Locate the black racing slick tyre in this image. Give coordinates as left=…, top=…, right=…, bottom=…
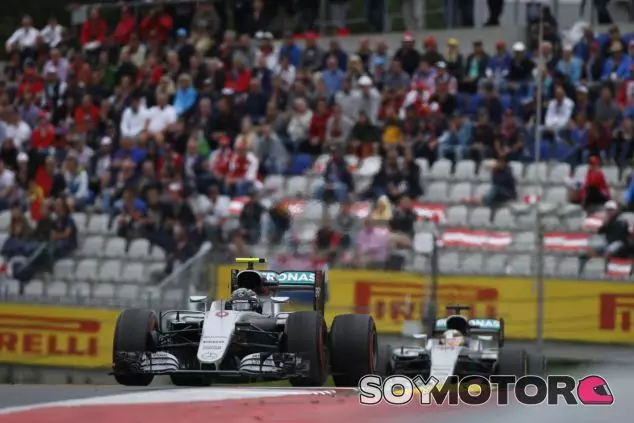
left=170, top=374, right=212, bottom=387
left=113, top=309, right=157, bottom=386
left=376, top=344, right=394, bottom=377
left=496, top=348, right=528, bottom=379
left=330, top=314, right=378, bottom=387
left=285, top=311, right=328, bottom=387
left=527, top=352, right=546, bottom=377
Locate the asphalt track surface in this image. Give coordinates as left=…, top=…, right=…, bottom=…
left=0, top=364, right=631, bottom=423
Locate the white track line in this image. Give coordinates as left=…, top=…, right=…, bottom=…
left=0, top=387, right=346, bottom=415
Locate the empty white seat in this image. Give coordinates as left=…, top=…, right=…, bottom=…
left=543, top=255, right=559, bottom=276
left=69, top=282, right=91, bottom=298
left=87, top=214, right=109, bottom=235
left=574, top=165, right=588, bottom=181
left=140, top=286, right=161, bottom=304
left=79, top=236, right=105, bottom=258
left=122, top=263, right=146, bottom=284
left=46, top=280, right=68, bottom=297
left=413, top=232, right=435, bottom=254
left=53, top=259, right=76, bottom=281
left=299, top=201, right=324, bottom=220
left=445, top=206, right=468, bottom=226
left=430, top=159, right=452, bottom=180
left=354, top=175, right=372, bottom=194
left=454, top=160, right=476, bottom=180
left=0, top=279, right=20, bottom=296
left=544, top=187, right=567, bottom=203
left=474, top=183, right=491, bottom=198
left=263, top=175, right=285, bottom=192
left=104, top=238, right=127, bottom=259
left=75, top=259, right=99, bottom=282
left=128, top=239, right=151, bottom=259
left=0, top=232, right=7, bottom=248
left=425, top=182, right=448, bottom=202
left=507, top=255, right=532, bottom=275
left=98, top=260, right=122, bottom=282
left=410, top=255, right=428, bottom=271
left=163, top=288, right=185, bottom=303
left=584, top=259, right=606, bottom=278
left=72, top=213, right=88, bottom=233
left=148, top=246, right=166, bottom=262
left=296, top=223, right=319, bottom=243
left=477, top=160, right=497, bottom=181
left=118, top=284, right=140, bottom=299
left=558, top=257, right=579, bottom=277
left=493, top=209, right=515, bottom=229
left=462, top=254, right=485, bottom=273
left=287, top=176, right=308, bottom=197
left=485, top=254, right=508, bottom=274
left=0, top=212, right=11, bottom=231
left=23, top=280, right=44, bottom=296
left=357, top=156, right=382, bottom=177
left=548, top=163, right=570, bottom=184
left=449, top=183, right=472, bottom=202
left=415, top=158, right=429, bottom=176
left=93, top=283, right=116, bottom=298
left=603, top=166, right=619, bottom=185
left=469, top=207, right=492, bottom=227
left=513, top=232, right=535, bottom=250
left=439, top=252, right=461, bottom=273
left=523, top=163, right=548, bottom=183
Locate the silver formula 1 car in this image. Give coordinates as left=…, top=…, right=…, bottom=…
left=112, top=258, right=378, bottom=387
left=378, top=306, right=545, bottom=383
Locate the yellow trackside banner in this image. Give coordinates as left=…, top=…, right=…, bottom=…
left=215, top=266, right=634, bottom=345
left=0, top=303, right=119, bottom=368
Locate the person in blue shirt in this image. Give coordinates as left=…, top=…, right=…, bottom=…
left=173, top=73, right=198, bottom=116
left=320, top=56, right=345, bottom=97
left=113, top=136, right=146, bottom=167
left=557, top=44, right=583, bottom=85
left=278, top=32, right=301, bottom=68
left=601, top=43, right=632, bottom=81
left=625, top=171, right=634, bottom=210
left=485, top=41, right=511, bottom=89
left=116, top=186, right=147, bottom=239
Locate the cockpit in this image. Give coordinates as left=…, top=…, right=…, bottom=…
left=445, top=315, right=470, bottom=336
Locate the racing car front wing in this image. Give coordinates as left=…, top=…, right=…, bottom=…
left=112, top=351, right=311, bottom=380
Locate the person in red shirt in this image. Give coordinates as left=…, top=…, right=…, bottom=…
left=16, top=60, right=43, bottom=99
left=80, top=7, right=108, bottom=49
left=567, top=156, right=611, bottom=211
left=31, top=111, right=56, bottom=150
left=74, top=94, right=100, bottom=133
left=226, top=141, right=259, bottom=196
left=207, top=136, right=233, bottom=180
left=308, top=99, right=331, bottom=147
left=224, top=58, right=251, bottom=94
left=140, top=7, right=173, bottom=44
left=113, top=6, right=136, bottom=45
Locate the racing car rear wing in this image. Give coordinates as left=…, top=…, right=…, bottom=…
left=230, top=258, right=326, bottom=313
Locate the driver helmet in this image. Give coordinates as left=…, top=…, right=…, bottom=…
left=442, top=329, right=465, bottom=347
left=230, top=288, right=259, bottom=311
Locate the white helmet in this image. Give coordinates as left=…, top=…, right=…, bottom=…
left=231, top=288, right=259, bottom=311
left=442, top=329, right=465, bottom=347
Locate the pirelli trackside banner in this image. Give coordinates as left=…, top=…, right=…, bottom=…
left=216, top=266, right=634, bottom=345
left=0, top=304, right=119, bottom=368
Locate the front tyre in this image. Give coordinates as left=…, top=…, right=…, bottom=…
left=112, top=309, right=157, bottom=386
left=285, top=311, right=328, bottom=387
left=330, top=314, right=378, bottom=387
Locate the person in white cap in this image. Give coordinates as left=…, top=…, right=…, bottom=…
left=579, top=200, right=630, bottom=274
left=508, top=41, right=535, bottom=84
left=353, top=75, right=381, bottom=125
left=557, top=43, right=582, bottom=85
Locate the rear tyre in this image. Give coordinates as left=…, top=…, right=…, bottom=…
left=285, top=311, right=328, bottom=387
left=376, top=344, right=394, bottom=377
left=496, top=348, right=528, bottom=379
left=527, top=352, right=546, bottom=377
left=330, top=314, right=378, bottom=387
left=113, top=309, right=157, bottom=386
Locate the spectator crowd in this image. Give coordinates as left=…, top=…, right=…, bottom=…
left=1, top=1, right=634, bottom=283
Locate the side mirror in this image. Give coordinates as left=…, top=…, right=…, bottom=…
left=270, top=296, right=290, bottom=303
left=189, top=296, right=208, bottom=303
left=411, top=334, right=428, bottom=342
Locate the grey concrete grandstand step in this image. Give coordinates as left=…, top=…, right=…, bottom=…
left=430, top=159, right=452, bottom=180
left=357, top=156, right=382, bottom=177
left=477, top=160, right=496, bottom=182
left=509, top=161, right=524, bottom=180
left=474, top=183, right=492, bottom=199
left=93, top=283, right=116, bottom=298
left=462, top=253, right=485, bottom=274
left=79, top=235, right=105, bottom=258
left=104, top=238, right=127, bottom=259
left=46, top=280, right=68, bottom=297
left=449, top=183, right=472, bottom=202
left=574, top=164, right=589, bottom=181
left=454, top=160, right=476, bottom=181
left=53, top=259, right=76, bottom=281
left=75, top=259, right=99, bottom=283
left=439, top=251, right=461, bottom=273
left=557, top=257, right=580, bottom=277
left=128, top=239, right=151, bottom=260
left=87, top=214, right=109, bottom=235
left=445, top=205, right=468, bottom=226
left=121, top=262, right=147, bottom=284
left=97, top=260, right=122, bottom=283
left=492, top=208, right=515, bottom=229
left=584, top=258, right=606, bottom=278
left=425, top=181, right=449, bottom=202
left=523, top=163, right=548, bottom=184
left=23, top=280, right=44, bottom=296
left=506, top=254, right=532, bottom=275
left=286, top=176, right=309, bottom=197
left=548, top=163, right=571, bottom=184
left=485, top=254, right=508, bottom=274
left=118, top=284, right=140, bottom=300
left=544, top=186, right=567, bottom=203
left=469, top=207, right=493, bottom=227
left=0, top=279, right=20, bottom=296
